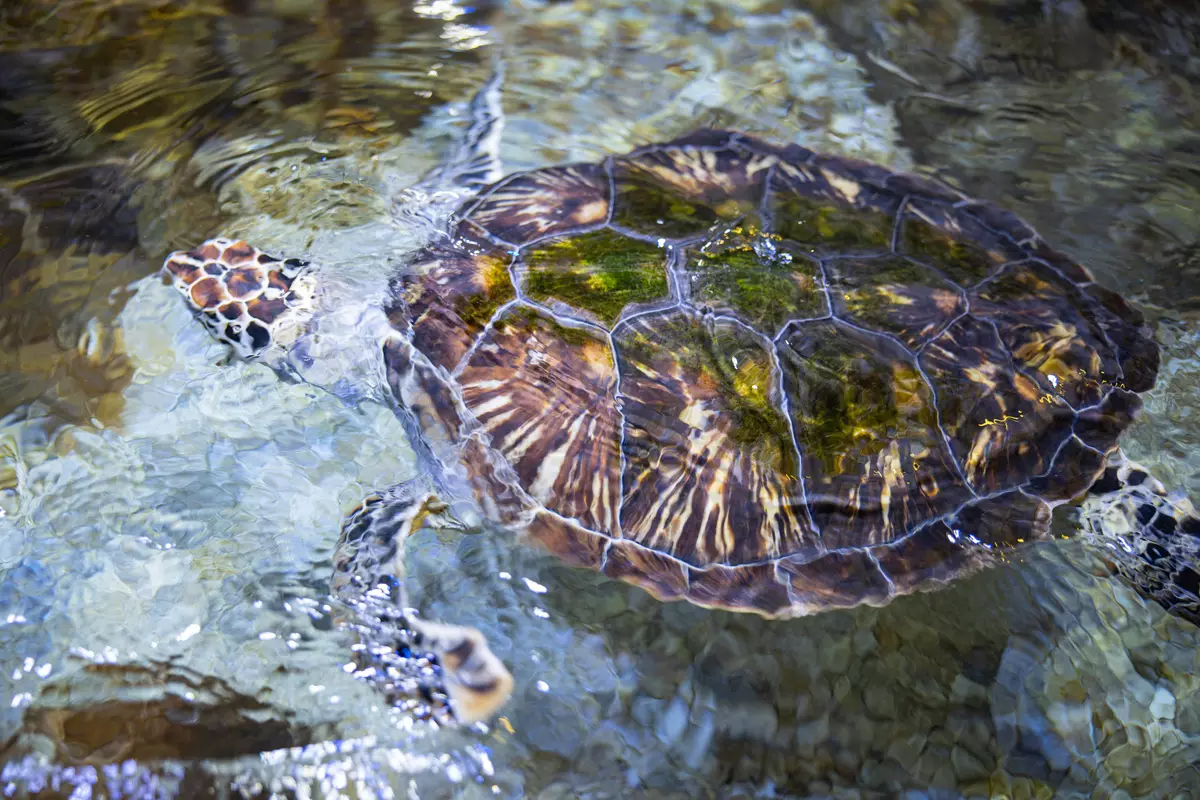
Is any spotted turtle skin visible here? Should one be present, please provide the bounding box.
[168,130,1161,618]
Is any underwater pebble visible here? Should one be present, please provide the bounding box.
[951,745,990,783]
[656,695,689,745]
[949,673,990,706]
[1149,686,1176,721]
[862,685,896,720]
[885,733,927,774]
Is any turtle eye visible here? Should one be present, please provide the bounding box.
[246,322,271,352]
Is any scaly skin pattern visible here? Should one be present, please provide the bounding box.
[165,130,1178,624]
[162,238,317,359]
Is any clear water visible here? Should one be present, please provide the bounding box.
[1,0,1200,796]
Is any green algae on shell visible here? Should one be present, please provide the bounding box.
[777,320,940,476]
[618,312,797,477]
[522,229,670,325]
[772,194,894,252]
[454,253,517,329]
[610,167,751,240]
[686,232,826,332]
[494,304,611,356]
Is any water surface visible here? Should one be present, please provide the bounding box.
[2,0,1200,796]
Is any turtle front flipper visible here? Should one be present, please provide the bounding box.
[162,238,317,360]
[333,479,513,724]
[391,64,508,239]
[1081,450,1200,625]
[425,62,506,193]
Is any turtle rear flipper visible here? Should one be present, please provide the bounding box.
[1081,450,1200,624]
[333,479,513,724]
[162,238,317,360]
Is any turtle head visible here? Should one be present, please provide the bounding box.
[162,238,318,361]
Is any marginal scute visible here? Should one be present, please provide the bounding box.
[1027,435,1108,502]
[685,562,792,616]
[953,201,1038,244]
[602,541,689,601]
[524,512,609,569]
[918,314,1074,495]
[610,143,775,240]
[458,307,622,535]
[826,255,965,348]
[884,171,966,203]
[684,225,826,333]
[1027,240,1094,284]
[949,492,1052,549]
[809,153,898,192]
[384,338,472,455]
[1026,387,1141,503]
[776,550,893,611]
[871,523,985,594]
[1073,389,1141,454]
[615,310,818,566]
[460,435,530,526]
[631,129,742,151]
[777,320,972,550]
[1082,283,1159,394]
[520,229,670,326]
[465,163,610,245]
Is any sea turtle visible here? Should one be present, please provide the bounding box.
[161,75,1200,724]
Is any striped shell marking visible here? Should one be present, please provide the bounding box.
[918,314,1074,496]
[777,320,973,551]
[457,308,623,535]
[398,239,515,372]
[610,131,779,240]
[826,255,966,348]
[464,163,611,246]
[615,311,819,566]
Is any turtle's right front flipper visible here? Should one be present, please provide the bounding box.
[333,479,514,724]
[1081,450,1200,625]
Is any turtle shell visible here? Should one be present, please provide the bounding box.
[391,130,1160,617]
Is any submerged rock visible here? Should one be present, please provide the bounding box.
[2,659,322,765]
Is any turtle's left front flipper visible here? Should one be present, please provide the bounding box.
[1080,450,1200,625]
[332,479,514,723]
